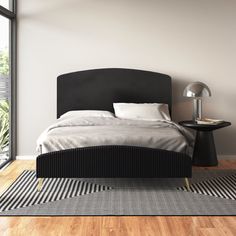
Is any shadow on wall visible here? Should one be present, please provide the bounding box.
[172,77,192,122]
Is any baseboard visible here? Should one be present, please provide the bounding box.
[15,154,236,160]
[16,155,37,160]
[218,155,236,160]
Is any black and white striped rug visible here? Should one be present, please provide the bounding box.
[0,170,112,212]
[178,173,236,200]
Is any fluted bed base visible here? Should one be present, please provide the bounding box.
[36,146,192,179]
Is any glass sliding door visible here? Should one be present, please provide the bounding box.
[0,0,16,168]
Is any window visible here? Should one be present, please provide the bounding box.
[0,0,16,168]
[0,0,10,10]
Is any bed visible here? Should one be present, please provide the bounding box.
[36,68,192,191]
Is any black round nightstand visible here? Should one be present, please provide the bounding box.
[179,120,231,166]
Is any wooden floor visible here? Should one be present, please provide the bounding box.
[0,160,235,236]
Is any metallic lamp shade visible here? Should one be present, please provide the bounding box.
[183,82,211,98]
[183,82,211,121]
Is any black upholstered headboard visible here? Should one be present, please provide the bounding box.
[57,68,172,118]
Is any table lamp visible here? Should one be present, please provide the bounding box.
[183,82,211,121]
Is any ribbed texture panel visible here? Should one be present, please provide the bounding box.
[36,146,192,178]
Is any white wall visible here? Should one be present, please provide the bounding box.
[17,0,236,156]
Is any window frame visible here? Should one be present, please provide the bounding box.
[0,0,16,168]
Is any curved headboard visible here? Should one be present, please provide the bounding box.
[57,68,172,118]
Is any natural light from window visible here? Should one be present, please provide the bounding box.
[0,0,10,10]
[0,14,10,166]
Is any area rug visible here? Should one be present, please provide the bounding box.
[0,169,235,216]
[0,170,112,212]
[178,173,236,200]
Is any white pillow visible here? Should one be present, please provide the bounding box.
[60,110,115,119]
[113,103,171,121]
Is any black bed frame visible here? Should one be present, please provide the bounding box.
[36,68,192,188]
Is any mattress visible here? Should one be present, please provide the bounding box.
[37,116,193,154]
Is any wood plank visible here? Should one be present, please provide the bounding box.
[0,160,235,236]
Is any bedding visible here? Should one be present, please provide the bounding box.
[60,110,115,119]
[113,103,170,121]
[37,114,193,155]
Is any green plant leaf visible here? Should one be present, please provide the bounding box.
[0,100,9,152]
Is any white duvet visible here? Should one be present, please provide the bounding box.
[37,116,194,155]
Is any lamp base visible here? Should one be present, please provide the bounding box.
[193,98,202,121]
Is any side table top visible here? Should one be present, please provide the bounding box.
[179,120,231,131]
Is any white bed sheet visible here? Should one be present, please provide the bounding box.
[37,116,193,155]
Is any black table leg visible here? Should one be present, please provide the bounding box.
[192,131,218,166]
